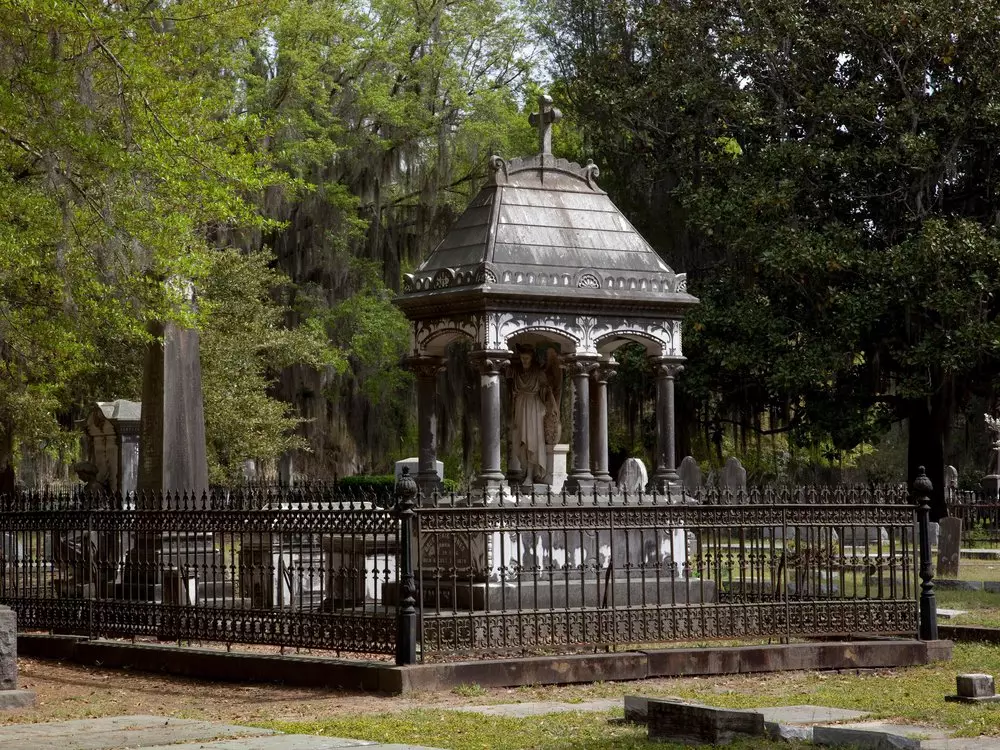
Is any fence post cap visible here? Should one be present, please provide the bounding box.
[913,466,933,498]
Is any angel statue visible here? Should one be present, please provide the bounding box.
[510,345,562,485]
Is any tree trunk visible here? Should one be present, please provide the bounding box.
[907,399,947,521]
[0,424,16,496]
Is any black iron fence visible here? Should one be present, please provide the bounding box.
[0,480,923,662]
[949,493,1000,546]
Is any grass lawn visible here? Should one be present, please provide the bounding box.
[14,640,1000,749]
[938,587,1000,627]
[262,642,1000,748]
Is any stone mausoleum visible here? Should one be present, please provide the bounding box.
[396,96,698,496]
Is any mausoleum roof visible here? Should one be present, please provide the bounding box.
[96,399,141,423]
[399,152,695,315]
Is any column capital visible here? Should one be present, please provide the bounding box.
[469,349,512,376]
[650,356,685,378]
[403,354,445,379]
[563,354,600,377]
[592,357,617,384]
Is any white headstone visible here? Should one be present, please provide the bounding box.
[617,457,648,494]
[678,456,702,494]
[394,457,443,482]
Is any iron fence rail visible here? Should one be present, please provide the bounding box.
[0,484,920,660]
[415,486,917,655]
[950,494,1000,546]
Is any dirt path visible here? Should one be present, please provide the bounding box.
[5,656,762,727]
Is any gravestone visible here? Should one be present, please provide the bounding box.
[679,455,702,495]
[0,607,36,709]
[936,517,963,578]
[83,400,141,493]
[722,457,746,490]
[945,465,959,504]
[617,457,648,494]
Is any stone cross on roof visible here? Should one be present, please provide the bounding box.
[528,94,562,156]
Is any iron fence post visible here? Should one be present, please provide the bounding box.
[913,466,938,641]
[395,467,418,666]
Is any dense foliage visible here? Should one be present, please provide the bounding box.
[545,0,1000,514]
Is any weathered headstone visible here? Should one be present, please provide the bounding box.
[679,455,702,495]
[617,457,648,494]
[0,607,36,709]
[722,457,746,491]
[944,465,959,503]
[936,517,963,578]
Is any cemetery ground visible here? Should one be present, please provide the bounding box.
[3,642,1000,748]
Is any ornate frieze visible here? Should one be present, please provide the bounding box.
[413,311,682,358]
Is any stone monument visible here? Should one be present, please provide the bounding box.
[123,282,211,602]
[0,606,35,709]
[678,455,702,495]
[137,311,209,497]
[722,457,747,490]
[944,465,959,505]
[82,399,141,494]
[936,517,963,578]
[617,457,648,494]
[983,413,1000,499]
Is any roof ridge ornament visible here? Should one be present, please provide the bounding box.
[528,94,562,158]
[488,154,508,185]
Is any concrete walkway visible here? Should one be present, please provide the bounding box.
[0,716,443,750]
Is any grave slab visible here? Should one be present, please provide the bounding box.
[812,722,950,750]
[647,699,765,744]
[141,738,375,749]
[0,715,275,750]
[755,705,870,725]
[923,738,1000,750]
[936,609,968,619]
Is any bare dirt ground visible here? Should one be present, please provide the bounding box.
[4,656,743,727]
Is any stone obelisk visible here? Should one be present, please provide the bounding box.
[137,318,209,499]
[124,282,210,602]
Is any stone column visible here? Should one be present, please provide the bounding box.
[590,359,616,487]
[565,356,599,492]
[651,358,684,490]
[405,355,444,497]
[470,351,508,489]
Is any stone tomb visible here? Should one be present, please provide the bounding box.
[240,497,399,611]
[82,400,141,494]
[416,492,709,611]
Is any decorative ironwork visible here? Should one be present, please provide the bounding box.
[0,487,399,655]
[0,483,919,661]
[414,484,918,656]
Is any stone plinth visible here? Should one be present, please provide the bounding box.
[946,673,1000,703]
[0,606,36,710]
